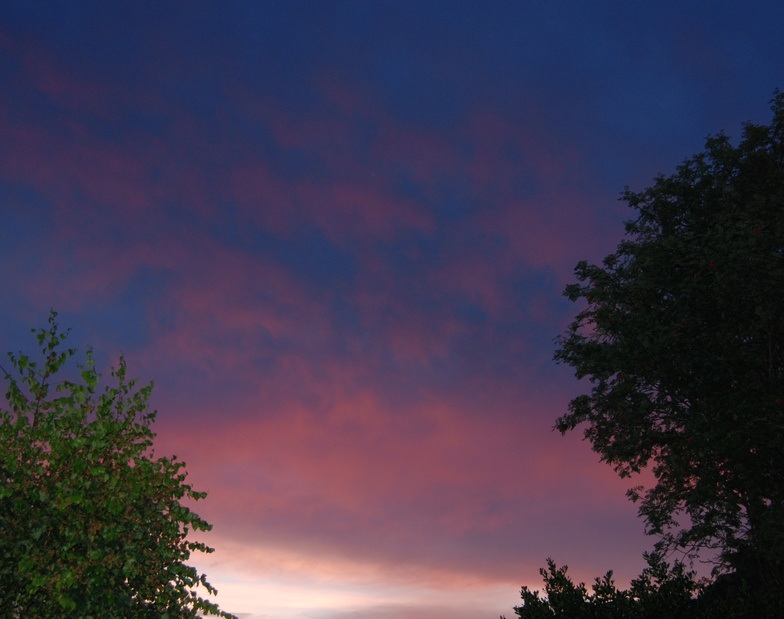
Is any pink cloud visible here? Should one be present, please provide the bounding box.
[1,42,651,609]
[300,179,434,243]
[2,49,607,427]
[227,89,439,244]
[19,42,114,116]
[151,378,646,587]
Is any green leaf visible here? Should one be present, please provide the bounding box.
[0,312,237,618]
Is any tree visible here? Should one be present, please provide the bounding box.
[0,312,236,618]
[553,91,784,604]
[509,553,699,619]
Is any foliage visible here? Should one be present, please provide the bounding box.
[508,553,699,619]
[552,92,784,603]
[508,551,784,619]
[0,312,236,618]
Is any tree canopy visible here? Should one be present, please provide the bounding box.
[511,553,699,619]
[0,313,235,618]
[552,92,784,606]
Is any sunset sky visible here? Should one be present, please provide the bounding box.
[1,2,783,618]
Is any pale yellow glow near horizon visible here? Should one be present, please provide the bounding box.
[190,538,524,619]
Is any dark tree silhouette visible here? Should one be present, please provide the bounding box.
[506,92,784,618]
[553,93,784,593]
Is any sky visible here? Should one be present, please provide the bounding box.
[1,2,783,618]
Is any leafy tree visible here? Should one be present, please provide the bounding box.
[553,91,784,605]
[509,553,699,619]
[0,312,236,618]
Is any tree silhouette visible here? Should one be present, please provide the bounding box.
[510,92,784,618]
